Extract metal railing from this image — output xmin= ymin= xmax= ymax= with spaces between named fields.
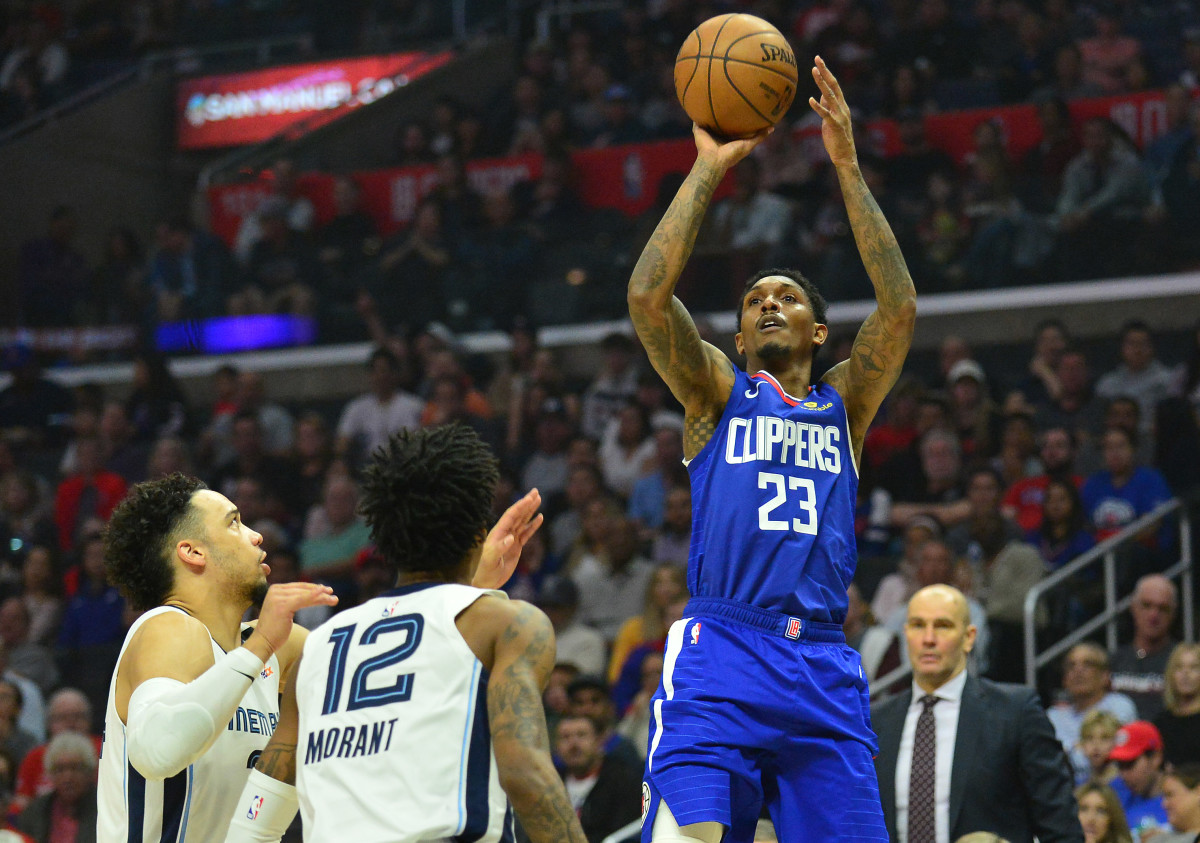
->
xmin=1022 ymin=498 xmax=1194 ymax=687
xmin=0 ymin=34 xmax=313 ymax=146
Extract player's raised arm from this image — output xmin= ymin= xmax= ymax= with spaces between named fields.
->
xmin=811 ymin=56 xmax=917 ymax=458
xmin=485 ymin=600 xmax=588 ymax=843
xmin=225 ymin=654 xmax=303 ymax=843
xmin=626 ymin=125 xmax=766 ymax=425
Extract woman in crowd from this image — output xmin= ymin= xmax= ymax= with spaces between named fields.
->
xmin=18 ymin=547 xmax=60 ymax=648
xmin=1028 ymin=476 xmax=1095 ymax=570
xmin=607 ymin=562 xmax=687 ymax=683
xmin=15 ymin=733 xmax=97 ymax=843
xmin=1154 ymin=642 xmax=1200 ymax=768
xmin=1076 ymin=781 xmax=1133 ymax=843
xmin=1160 ymin=765 xmax=1200 ymax=843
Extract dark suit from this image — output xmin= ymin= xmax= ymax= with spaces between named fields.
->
xmin=871 ymin=675 xmax=1083 ymax=843
xmin=565 ymin=753 xmax=644 ymax=843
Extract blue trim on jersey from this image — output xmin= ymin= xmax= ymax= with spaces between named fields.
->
xmin=456 ymin=661 xmax=482 ymax=835
xmin=379 ymin=582 xmax=445 ymax=598
xmin=500 ymin=805 xmax=515 ymax=843
xmin=178 ymin=765 xmax=194 ymax=843
xmin=455 ymin=666 xmax=493 ymax=843
xmin=160 ymin=765 xmax=189 ymax=842
xmin=127 ymin=764 xmax=146 ymax=843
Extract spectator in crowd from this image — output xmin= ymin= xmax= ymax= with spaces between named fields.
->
xmin=607 ymin=563 xmax=686 ymax=684
xmin=1004 ymin=426 xmax=1082 ymax=533
xmin=1075 ymin=781 xmax=1132 ymax=843
xmin=369 ymin=199 xmax=451 ymax=333
xmin=1095 ymin=323 xmax=1175 ymax=434
xmin=96 ymin=402 xmax=147 ymax=485
xmin=521 ymin=397 xmax=574 ymax=502
xmin=571 ymin=512 xmax=653 ymax=642
xmin=231 ymin=196 xmax=321 ymax=317
xmin=335 ymin=347 xmax=424 ymax=463
xmin=298 ymin=475 xmax=371 ymax=585
xmin=123 ymin=352 xmax=190 ymax=444
xmin=844 ymin=582 xmax=901 ymax=689
xmin=453 ymin=186 xmax=536 ymax=331
xmin=581 ymin=332 xmax=639 ymax=441
xmin=888 ymin=428 xmax=968 ymax=528
xmin=1108 ymin=721 xmax=1170 ymax=839
xmin=1055 ymin=119 xmax=1151 ymax=281
xmin=0 ymin=346 xmax=74 ymax=449
xmin=11 ymin=688 xmax=99 ymax=815
xmin=1047 ymin=643 xmax=1138 ymax=783
xmin=947 ymin=359 xmax=1000 ymax=460
xmin=1153 ymin=643 xmax=1200 ymax=769
xmin=1079 ymin=710 xmax=1122 ymax=786
xmin=705 ymin=155 xmax=793 ymax=285
xmin=15 ymin=732 xmax=97 ymax=843
xmin=52 ymin=437 xmax=125 ymax=555
xmin=597 ymin=402 xmax=655 ymax=500
xmin=651 ymin=485 xmax=692 ymax=568
xmin=146 ymin=216 xmax=229 ymax=322
xmin=871 ymin=515 xmax=942 ymax=623
xmin=207 ymin=412 xmax=301 ymax=520
xmin=289 ymin=412 xmax=335 ymax=514
xmin=0 ymin=600 xmax=56 ymax=695
xmin=316 ymin=176 xmax=378 ymax=288
xmin=588 ymin=83 xmax=649 ymax=149
xmin=17 ymin=207 xmax=88 ymax=328
xmin=1035 ymin=349 xmax=1105 ymax=446
xmin=1110 ymin=575 xmax=1179 ymax=721
xmin=0 ymin=475 xmax=56 ymax=570
xmin=54 ymin=534 xmax=123 ymax=722
xmin=549 ymin=464 xmax=604 ymax=559
xmin=233 ymin=159 xmax=315 ymax=263
xmin=1020 ymin=98 xmax=1081 ymax=215
xmin=993 ymin=412 xmax=1041 ymax=489
xmin=90 ymin=227 xmax=146 ymax=326
xmin=871 ymin=584 xmax=1081 ymax=842
xmin=1078 ymin=9 xmax=1142 ymax=95
xmin=614 ymin=650 xmax=663 ymax=761
xmin=1159 ymin=764 xmax=1200 ymax=843
xmin=554 ymin=713 xmax=643 ymax=843
xmin=144 ymin=436 xmax=191 ymax=480
xmin=864 ymin=375 xmax=923 ymax=472
xmin=565 ymin=675 xmax=639 ymax=768
xmin=19 ymin=548 xmax=60 ymax=648
xmin=0 ymin=680 xmax=38 ymax=766
xmin=627 ymin=425 xmax=686 ymax=537
xmin=1028 ymin=476 xmax=1096 ymax=572
xmin=945 ymin=467 xmax=1024 ymax=568
xmin=535 ymin=576 xmax=605 ymax=678
xmin=206 ymin=371 xmax=295 ymax=466
xmin=1081 ymin=427 xmax=1172 ymax=550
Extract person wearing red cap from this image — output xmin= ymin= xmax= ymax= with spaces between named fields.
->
xmin=1109 ymin=720 xmax=1170 ymax=840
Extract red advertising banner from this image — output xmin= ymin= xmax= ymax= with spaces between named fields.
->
xmin=177 ymin=51 xmax=453 ymax=150
xmin=207 ymin=88 xmax=1182 ymax=245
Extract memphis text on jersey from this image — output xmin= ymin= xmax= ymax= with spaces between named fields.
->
xmin=305 ymin=717 xmax=399 ymax=764
xmin=723 ymin=414 xmax=842 ymax=473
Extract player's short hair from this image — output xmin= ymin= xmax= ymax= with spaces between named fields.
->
xmin=360 ymin=424 xmax=499 ymax=577
xmin=104 ymin=474 xmax=207 ymax=611
xmin=738 ymin=268 xmax=828 ymax=328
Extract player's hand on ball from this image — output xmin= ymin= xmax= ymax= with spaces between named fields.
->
xmin=473 ymin=489 xmax=544 ymax=590
xmin=693 ymin=123 xmax=772 ymax=173
xmin=252 ymin=582 xmax=338 ymax=656
xmin=808 ymin=56 xmax=857 ymax=168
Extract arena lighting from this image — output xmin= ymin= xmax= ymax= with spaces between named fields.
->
xmin=155 ymin=314 xmax=317 ymax=354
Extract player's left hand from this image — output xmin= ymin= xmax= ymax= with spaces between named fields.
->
xmin=808 ymin=56 xmax=857 ymax=169
xmin=472 ymin=489 xmax=544 ymax=590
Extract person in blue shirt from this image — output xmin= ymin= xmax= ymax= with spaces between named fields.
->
xmin=1108 ymin=720 xmax=1171 ymax=841
xmin=626 ymin=58 xmax=915 ymax=843
xmin=1081 ymin=426 xmax=1173 ymax=553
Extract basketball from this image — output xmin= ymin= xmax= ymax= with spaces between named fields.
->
xmin=674 ymin=13 xmax=799 ymax=139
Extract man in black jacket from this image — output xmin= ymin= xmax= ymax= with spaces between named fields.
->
xmin=556 ymin=713 xmax=642 ymax=843
xmin=871 ymin=584 xmax=1083 ymax=842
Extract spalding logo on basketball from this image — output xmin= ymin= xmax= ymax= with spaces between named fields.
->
xmin=674 ymin=13 xmax=799 ymax=138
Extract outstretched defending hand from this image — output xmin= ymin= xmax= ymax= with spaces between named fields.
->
xmin=808 ymin=56 xmax=857 ymax=169
xmin=473 ymin=489 xmax=544 ymax=590
xmin=693 ymin=123 xmax=772 ymax=173
xmin=248 ymin=582 xmax=338 ymax=659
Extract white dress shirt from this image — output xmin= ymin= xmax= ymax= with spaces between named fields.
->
xmin=895 ymin=669 xmax=968 ymax=843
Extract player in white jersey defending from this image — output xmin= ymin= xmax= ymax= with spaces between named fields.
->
xmin=99 ymin=471 xmax=542 ymax=843
xmin=226 ymin=424 xmax=588 ymax=843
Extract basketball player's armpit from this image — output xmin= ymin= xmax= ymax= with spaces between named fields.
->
xmin=255 ymin=741 xmax=297 ymax=785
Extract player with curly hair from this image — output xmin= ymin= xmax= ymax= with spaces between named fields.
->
xmin=226 ymin=424 xmax=585 ymax=843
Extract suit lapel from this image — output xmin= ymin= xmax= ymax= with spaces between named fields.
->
xmin=949 ymin=676 xmax=980 ymax=834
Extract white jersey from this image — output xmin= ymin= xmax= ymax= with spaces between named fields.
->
xmin=97 ymin=607 xmax=281 ymax=843
xmin=295 ymin=583 xmax=514 ymax=843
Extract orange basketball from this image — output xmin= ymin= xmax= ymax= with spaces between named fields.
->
xmin=674 ymin=13 xmax=799 ymax=139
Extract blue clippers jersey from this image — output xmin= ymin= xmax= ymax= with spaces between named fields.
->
xmin=687 ymin=369 xmax=859 ymax=623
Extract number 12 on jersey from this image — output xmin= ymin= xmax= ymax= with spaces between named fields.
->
xmin=322 ymin=614 xmax=424 ymax=715
xmin=758 ymin=471 xmax=819 ymax=534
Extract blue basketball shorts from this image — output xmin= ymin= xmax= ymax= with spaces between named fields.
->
xmin=641 ymin=596 xmax=888 ymax=843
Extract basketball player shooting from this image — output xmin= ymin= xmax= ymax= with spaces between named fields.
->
xmin=628 ymin=58 xmax=915 ymax=842
xmin=225 ymin=425 xmax=586 ymax=843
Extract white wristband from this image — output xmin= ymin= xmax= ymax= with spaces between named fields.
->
xmin=126 ymin=646 xmax=266 ymax=780
xmin=225 ymin=769 xmax=299 ymax=843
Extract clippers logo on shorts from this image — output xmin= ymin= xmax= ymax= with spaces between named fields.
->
xmin=785 ymin=618 xmax=802 ymax=639
xmin=690 ymin=622 xmax=701 ymax=645
xmin=641 ymin=782 xmax=651 ymax=826
xmin=247 ymin=795 xmax=264 ymax=820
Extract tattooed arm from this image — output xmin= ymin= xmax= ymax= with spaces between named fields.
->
xmin=481 ymin=600 xmax=588 ymax=843
xmin=810 ymin=57 xmax=917 ymax=461
xmin=627 ymin=124 xmax=767 ymax=459
xmin=254 ymin=651 xmax=301 ymax=784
